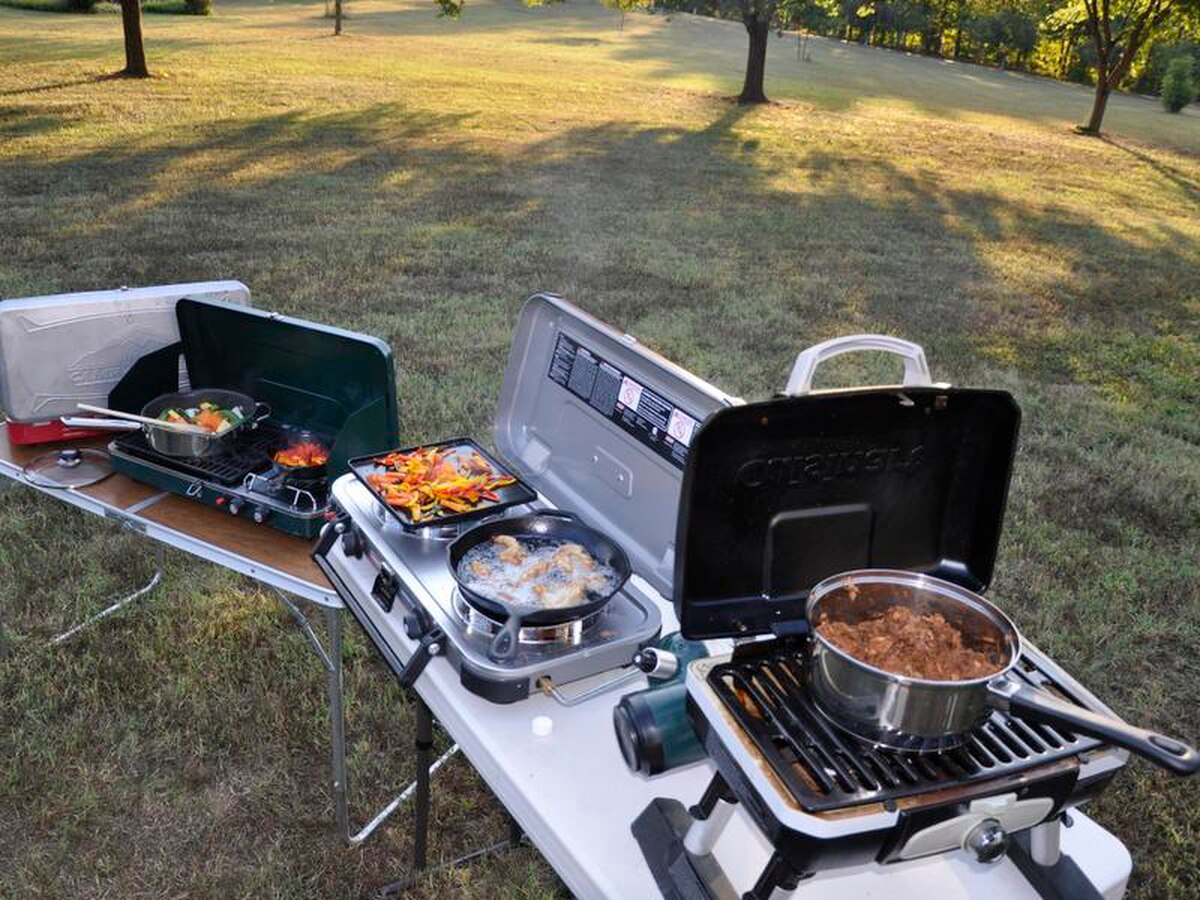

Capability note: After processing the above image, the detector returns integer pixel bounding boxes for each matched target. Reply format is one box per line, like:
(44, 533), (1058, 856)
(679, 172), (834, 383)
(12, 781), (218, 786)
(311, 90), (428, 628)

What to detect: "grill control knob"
(341, 527), (365, 559)
(251, 506), (269, 524)
(964, 819), (1009, 864)
(228, 500), (243, 516)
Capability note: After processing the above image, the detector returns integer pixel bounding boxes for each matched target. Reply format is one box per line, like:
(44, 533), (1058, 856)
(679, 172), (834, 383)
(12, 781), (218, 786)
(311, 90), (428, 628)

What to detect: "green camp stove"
(105, 298), (398, 539)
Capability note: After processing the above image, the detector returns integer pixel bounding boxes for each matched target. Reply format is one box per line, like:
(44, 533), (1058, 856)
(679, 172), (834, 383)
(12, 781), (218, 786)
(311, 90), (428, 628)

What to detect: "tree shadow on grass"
(1100, 134), (1200, 206)
(0, 72), (121, 97)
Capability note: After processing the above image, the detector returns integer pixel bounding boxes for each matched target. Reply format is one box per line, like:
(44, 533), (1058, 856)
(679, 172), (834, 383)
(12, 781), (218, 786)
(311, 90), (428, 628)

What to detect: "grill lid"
(673, 335), (1020, 640)
(493, 294), (736, 598)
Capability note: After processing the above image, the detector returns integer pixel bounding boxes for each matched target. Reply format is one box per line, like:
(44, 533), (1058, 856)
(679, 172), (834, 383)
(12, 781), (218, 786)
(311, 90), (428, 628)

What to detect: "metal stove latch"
(185, 480), (203, 498)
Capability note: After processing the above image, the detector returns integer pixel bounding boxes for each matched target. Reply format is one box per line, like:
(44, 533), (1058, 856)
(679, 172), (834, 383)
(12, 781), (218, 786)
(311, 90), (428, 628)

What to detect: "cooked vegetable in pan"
(274, 441), (329, 468)
(458, 535), (621, 610)
(365, 445), (517, 523)
(157, 401), (246, 434)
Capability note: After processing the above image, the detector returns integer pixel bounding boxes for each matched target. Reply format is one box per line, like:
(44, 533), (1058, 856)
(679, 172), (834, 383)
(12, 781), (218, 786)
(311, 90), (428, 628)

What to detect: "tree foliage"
(1162, 52), (1197, 106)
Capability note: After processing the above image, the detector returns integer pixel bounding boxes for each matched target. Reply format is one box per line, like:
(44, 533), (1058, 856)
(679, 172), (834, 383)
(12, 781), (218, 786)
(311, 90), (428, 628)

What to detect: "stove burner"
(244, 468), (329, 513)
(707, 646), (1104, 813)
(369, 498), (464, 541)
(112, 422), (278, 485)
(451, 589), (598, 647)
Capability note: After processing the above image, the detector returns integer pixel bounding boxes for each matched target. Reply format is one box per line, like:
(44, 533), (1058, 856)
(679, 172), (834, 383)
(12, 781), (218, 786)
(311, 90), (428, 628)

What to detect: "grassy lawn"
(1, 0), (1198, 897)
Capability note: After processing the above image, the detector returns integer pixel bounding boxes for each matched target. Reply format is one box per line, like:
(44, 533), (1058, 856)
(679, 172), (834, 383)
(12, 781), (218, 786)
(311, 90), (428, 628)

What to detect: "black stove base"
(632, 798), (737, 900)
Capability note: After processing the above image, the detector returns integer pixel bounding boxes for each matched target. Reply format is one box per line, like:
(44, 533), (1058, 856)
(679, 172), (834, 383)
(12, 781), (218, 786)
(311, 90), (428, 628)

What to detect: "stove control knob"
(341, 527), (365, 559)
(964, 818), (1008, 864)
(228, 500), (243, 517)
(251, 506), (269, 524)
(403, 612), (425, 640)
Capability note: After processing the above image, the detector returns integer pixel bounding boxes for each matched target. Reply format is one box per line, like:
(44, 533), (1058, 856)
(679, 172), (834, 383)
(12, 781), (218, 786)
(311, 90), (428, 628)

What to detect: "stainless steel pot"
(806, 569), (1200, 775)
(64, 388), (268, 459)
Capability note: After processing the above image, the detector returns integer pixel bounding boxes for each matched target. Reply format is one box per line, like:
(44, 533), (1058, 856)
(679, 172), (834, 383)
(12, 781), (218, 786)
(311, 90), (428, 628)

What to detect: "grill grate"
(111, 422), (283, 485)
(708, 648), (1103, 813)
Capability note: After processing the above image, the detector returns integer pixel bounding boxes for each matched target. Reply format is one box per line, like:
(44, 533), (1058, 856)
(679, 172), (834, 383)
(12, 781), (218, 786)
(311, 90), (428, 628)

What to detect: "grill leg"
(745, 852), (804, 900)
(691, 771), (736, 820)
(413, 696), (434, 871)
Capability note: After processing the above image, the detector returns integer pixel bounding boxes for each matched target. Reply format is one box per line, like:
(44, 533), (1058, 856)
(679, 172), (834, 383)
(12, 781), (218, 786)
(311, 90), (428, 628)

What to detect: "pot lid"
(23, 448), (113, 489)
(673, 335), (1021, 641)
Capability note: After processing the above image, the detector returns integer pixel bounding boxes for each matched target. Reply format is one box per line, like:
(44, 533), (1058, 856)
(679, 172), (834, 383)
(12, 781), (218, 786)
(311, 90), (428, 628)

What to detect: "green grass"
(0, 0), (1198, 897)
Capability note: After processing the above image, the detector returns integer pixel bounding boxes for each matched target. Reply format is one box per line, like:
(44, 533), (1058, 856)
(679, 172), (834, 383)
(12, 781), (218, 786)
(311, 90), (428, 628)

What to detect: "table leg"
(414, 696), (433, 870)
(326, 605), (351, 844)
(288, 600), (457, 848)
(49, 544), (165, 646)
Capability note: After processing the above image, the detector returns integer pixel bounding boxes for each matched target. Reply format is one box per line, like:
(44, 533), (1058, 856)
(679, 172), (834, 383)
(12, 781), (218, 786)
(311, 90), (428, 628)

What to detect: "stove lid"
(108, 298), (399, 475)
(493, 294), (737, 598)
(673, 335), (1020, 640)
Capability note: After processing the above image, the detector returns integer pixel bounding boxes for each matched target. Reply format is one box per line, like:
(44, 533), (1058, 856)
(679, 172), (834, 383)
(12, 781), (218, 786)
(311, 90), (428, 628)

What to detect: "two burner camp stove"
(315, 294), (739, 703)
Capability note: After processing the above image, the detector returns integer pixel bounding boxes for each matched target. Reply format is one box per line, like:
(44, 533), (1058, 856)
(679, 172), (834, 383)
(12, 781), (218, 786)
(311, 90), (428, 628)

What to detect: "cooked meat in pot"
(816, 605), (1007, 681)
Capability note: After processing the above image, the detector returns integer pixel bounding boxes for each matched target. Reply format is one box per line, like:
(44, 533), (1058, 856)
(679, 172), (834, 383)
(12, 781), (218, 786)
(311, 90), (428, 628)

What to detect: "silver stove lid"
(493, 294), (736, 598)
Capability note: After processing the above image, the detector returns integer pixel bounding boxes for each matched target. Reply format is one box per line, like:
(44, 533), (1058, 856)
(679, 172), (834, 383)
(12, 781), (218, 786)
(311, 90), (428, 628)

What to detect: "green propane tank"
(613, 633), (709, 776)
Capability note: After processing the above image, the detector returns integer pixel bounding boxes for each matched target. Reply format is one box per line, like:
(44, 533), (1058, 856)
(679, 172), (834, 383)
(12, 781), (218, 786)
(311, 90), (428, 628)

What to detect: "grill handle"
(988, 678), (1200, 776)
(786, 334), (933, 396)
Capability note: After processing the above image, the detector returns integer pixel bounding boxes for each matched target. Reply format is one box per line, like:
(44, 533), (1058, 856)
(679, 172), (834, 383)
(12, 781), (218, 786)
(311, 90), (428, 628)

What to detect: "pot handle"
(251, 402), (272, 424)
(988, 678), (1200, 776)
(785, 334), (934, 397)
(489, 613), (523, 662)
(60, 416), (141, 431)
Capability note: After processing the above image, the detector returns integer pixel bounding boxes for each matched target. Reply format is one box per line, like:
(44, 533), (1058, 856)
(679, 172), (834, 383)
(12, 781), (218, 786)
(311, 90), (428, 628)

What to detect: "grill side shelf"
(706, 649), (1103, 814)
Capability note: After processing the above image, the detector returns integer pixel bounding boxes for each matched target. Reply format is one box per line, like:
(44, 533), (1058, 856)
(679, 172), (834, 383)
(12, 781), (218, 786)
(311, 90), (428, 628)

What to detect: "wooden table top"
(0, 428), (331, 592)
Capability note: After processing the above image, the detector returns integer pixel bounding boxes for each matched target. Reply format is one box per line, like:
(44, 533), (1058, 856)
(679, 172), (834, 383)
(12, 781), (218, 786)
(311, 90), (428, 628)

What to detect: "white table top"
(364, 567), (1131, 899)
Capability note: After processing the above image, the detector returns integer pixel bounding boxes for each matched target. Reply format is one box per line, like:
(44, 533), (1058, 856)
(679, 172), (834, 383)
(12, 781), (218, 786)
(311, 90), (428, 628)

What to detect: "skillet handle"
(489, 614), (523, 662)
(988, 678), (1200, 776)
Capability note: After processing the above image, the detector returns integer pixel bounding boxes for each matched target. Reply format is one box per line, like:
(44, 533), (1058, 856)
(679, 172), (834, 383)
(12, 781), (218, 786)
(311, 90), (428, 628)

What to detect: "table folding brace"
(50, 542), (165, 646)
(270, 586), (461, 846)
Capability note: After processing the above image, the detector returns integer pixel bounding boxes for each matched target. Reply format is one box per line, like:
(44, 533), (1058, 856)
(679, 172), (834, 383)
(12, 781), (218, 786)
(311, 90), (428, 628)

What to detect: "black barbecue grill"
(631, 335), (1152, 900)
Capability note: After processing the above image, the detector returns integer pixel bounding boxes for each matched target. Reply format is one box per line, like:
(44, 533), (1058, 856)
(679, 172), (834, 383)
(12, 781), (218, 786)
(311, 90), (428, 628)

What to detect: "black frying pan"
(447, 510), (632, 661)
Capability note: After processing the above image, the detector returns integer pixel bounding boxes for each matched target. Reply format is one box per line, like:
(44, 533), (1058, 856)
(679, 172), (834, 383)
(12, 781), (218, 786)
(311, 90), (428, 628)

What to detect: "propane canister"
(613, 633), (708, 776)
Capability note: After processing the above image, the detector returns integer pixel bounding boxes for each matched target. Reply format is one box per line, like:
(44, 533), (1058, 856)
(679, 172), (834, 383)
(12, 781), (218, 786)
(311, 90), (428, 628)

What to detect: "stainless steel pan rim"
(806, 568), (1021, 689)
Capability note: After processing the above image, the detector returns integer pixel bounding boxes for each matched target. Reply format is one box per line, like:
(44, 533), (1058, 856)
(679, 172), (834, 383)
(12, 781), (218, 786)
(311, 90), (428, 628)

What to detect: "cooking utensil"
(69, 389), (269, 459)
(76, 403), (209, 434)
(349, 438), (536, 531)
(805, 569), (1200, 775)
(447, 510), (632, 661)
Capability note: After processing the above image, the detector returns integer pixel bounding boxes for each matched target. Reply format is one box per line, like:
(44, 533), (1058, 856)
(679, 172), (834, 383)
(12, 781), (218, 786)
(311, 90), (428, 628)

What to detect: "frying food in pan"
(816, 605), (1007, 681)
(458, 535), (621, 611)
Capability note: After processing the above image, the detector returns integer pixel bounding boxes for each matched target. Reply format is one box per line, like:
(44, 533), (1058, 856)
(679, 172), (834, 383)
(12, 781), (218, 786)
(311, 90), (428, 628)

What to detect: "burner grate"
(708, 649), (1104, 813)
(111, 422), (282, 485)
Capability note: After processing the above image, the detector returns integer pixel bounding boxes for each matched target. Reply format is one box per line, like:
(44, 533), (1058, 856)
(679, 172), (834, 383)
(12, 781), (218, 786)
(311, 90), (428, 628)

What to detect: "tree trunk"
(1081, 79), (1111, 134)
(738, 18), (770, 104)
(120, 0), (149, 77)
(334, 0), (343, 35)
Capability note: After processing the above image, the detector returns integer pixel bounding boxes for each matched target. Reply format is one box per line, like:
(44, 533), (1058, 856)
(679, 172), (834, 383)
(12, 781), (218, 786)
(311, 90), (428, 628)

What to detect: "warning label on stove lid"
(547, 332), (699, 470)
